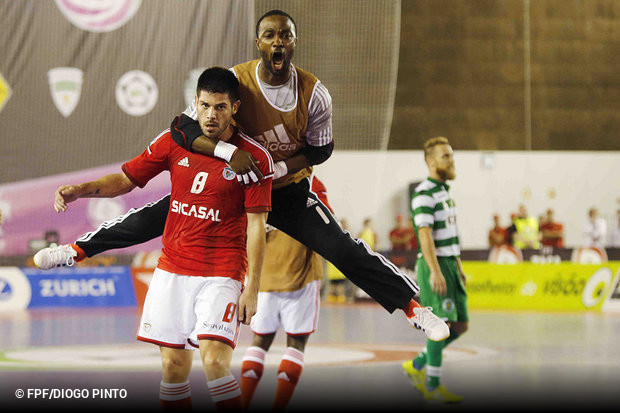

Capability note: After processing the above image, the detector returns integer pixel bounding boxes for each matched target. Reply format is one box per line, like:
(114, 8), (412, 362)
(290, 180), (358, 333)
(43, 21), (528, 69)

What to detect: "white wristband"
(213, 140), (238, 163)
(273, 161), (288, 180)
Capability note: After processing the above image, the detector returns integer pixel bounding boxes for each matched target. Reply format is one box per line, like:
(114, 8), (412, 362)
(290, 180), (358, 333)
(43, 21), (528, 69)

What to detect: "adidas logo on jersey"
(255, 124), (298, 152)
(306, 197), (318, 208)
(177, 157), (189, 167)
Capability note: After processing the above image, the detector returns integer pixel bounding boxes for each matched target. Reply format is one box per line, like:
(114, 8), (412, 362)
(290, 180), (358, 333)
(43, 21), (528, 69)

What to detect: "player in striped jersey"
(402, 137), (469, 403)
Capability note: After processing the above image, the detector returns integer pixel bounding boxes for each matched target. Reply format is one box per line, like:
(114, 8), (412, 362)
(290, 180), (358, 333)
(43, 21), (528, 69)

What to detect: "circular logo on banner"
(0, 268), (32, 311)
(582, 268), (612, 308)
(54, 0), (142, 32)
(116, 70), (158, 116)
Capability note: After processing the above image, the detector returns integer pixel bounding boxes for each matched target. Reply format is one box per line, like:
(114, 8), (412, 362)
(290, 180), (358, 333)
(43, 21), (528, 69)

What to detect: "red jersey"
(122, 128), (274, 281)
(310, 175), (333, 213)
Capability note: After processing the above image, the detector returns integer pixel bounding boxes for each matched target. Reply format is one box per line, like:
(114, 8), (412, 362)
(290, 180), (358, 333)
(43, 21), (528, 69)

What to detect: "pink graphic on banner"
(55, 0), (142, 32)
(0, 163), (170, 256)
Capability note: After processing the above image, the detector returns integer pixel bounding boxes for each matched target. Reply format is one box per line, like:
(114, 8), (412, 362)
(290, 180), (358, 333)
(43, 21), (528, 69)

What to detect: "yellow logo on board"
(0, 72), (12, 113)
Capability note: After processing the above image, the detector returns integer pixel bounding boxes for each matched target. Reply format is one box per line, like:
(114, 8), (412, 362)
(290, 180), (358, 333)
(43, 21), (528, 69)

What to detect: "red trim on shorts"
(197, 334), (236, 349)
(137, 335), (185, 349)
(285, 331), (314, 337)
(187, 339), (199, 349)
(252, 330), (277, 336)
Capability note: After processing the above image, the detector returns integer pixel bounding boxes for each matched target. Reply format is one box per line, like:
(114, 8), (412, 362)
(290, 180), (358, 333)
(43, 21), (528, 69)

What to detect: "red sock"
(70, 244), (87, 261)
(240, 346), (266, 409)
(159, 381), (192, 411)
(208, 375), (242, 411)
(402, 298), (422, 318)
(273, 348), (304, 410)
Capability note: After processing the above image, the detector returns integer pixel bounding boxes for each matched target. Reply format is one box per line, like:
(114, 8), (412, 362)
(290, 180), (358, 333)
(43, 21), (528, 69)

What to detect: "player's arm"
(456, 256), (467, 287)
(170, 113), (263, 183)
(54, 173), (136, 213)
(273, 81), (335, 180)
(238, 211), (268, 325)
(418, 226), (447, 296)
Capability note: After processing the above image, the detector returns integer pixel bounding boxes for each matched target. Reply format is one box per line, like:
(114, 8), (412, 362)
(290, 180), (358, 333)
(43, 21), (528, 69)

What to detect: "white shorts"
(137, 268), (242, 350)
(250, 280), (320, 336)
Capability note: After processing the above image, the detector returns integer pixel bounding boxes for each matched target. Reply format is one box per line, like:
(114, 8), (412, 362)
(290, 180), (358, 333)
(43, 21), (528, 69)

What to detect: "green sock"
(426, 338), (444, 390)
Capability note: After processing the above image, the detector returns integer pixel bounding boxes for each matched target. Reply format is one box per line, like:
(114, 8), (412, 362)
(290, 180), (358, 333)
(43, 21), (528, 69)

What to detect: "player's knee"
(201, 352), (229, 376)
(160, 355), (191, 381)
(452, 321), (468, 336)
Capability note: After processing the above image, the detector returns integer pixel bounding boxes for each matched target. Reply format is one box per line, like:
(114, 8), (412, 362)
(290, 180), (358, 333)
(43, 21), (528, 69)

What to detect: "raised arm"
(237, 211), (268, 324)
(54, 173), (136, 213)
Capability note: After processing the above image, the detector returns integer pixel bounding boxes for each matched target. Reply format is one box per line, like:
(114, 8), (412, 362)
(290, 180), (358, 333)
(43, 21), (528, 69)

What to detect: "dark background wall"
(389, 0), (620, 150)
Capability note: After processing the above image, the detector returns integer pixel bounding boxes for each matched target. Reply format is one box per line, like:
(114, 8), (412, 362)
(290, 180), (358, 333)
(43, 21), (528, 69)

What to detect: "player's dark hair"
(256, 9), (297, 38)
(196, 67), (240, 103)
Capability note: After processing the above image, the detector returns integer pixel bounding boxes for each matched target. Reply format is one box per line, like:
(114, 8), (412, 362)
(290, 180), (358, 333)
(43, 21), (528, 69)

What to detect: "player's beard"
(202, 119), (231, 141)
(437, 165), (456, 181)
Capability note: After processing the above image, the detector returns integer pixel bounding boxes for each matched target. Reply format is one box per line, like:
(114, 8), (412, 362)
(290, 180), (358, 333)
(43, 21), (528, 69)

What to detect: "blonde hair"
(423, 136), (450, 161)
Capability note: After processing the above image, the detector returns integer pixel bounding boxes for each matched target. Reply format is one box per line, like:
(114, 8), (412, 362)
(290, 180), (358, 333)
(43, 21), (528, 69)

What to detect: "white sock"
(159, 380), (191, 401)
(207, 374), (241, 403)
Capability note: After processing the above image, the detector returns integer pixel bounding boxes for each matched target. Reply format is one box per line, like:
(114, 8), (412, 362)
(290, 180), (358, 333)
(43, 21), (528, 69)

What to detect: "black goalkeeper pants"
(76, 179), (418, 312)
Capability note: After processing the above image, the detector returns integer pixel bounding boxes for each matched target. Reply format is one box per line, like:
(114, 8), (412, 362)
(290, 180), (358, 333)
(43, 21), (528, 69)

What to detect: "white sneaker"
(33, 244), (77, 270)
(408, 306), (450, 342)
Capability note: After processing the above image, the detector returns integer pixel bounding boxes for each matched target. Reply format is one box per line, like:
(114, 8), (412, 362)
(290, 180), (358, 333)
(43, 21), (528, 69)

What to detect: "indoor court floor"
(1, 303), (619, 412)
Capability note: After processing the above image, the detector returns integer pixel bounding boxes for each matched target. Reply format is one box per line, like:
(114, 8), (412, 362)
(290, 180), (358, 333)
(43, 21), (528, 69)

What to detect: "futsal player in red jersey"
(47, 67), (274, 410)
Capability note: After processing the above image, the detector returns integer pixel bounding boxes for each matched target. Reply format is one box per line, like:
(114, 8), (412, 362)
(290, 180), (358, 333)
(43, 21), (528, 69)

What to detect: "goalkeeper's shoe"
(407, 306), (450, 342)
(424, 385), (463, 403)
(34, 244), (78, 270)
(401, 360), (427, 396)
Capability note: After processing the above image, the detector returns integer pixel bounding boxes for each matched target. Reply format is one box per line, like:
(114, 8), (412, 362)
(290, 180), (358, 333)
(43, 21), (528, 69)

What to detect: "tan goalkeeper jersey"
(260, 228), (324, 292)
(232, 60), (318, 189)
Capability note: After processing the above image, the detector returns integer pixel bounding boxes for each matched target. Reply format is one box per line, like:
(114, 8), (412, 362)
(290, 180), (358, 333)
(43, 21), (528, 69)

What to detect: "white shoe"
(408, 306), (450, 342)
(34, 244), (77, 270)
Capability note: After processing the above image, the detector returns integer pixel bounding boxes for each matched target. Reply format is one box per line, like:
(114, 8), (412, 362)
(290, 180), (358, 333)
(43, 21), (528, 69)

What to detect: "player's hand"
(229, 149), (263, 185)
(54, 185), (81, 213)
(460, 272), (467, 287)
(430, 270), (447, 296)
(237, 289), (258, 325)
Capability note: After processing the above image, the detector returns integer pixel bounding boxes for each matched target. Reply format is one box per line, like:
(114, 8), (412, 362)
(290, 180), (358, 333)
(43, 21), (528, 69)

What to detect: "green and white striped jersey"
(411, 177), (460, 257)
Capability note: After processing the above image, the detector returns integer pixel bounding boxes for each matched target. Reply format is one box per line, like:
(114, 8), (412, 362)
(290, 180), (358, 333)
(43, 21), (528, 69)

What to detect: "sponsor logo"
(0, 268), (32, 311)
(306, 197), (318, 208)
(177, 157), (189, 167)
(170, 199), (221, 222)
(115, 70), (158, 116)
(184, 68), (205, 107)
(254, 124), (298, 152)
(39, 278), (117, 298)
(0, 72), (12, 113)
(222, 167), (235, 180)
(48, 67), (83, 117)
(201, 322), (235, 337)
(0, 277), (12, 301)
(582, 268), (612, 308)
(54, 0), (142, 32)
